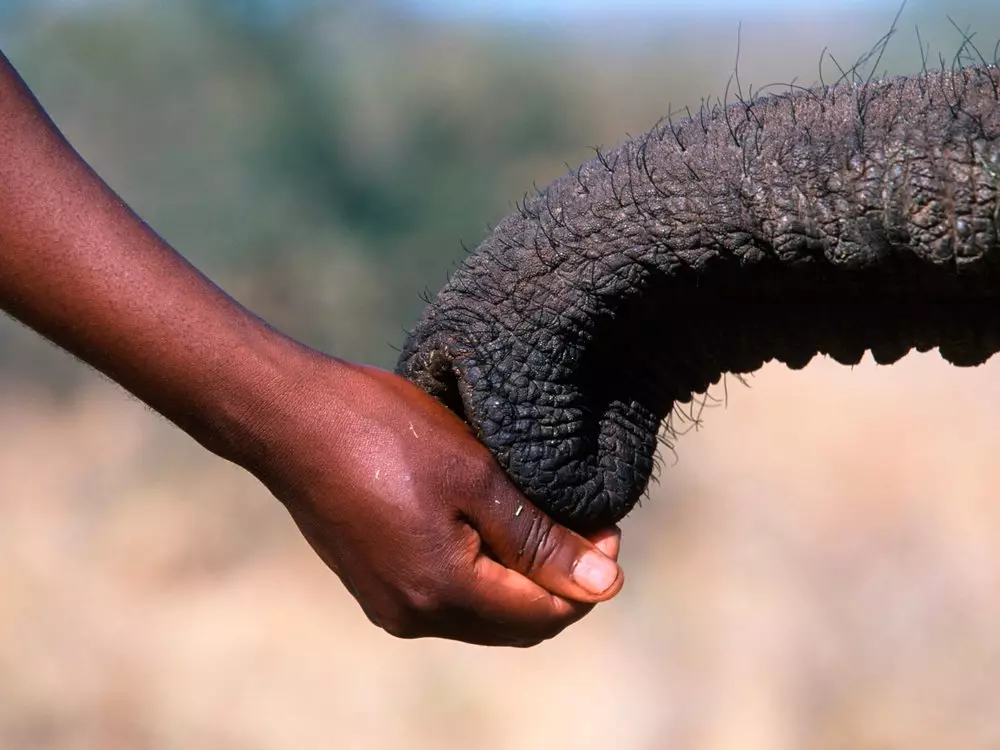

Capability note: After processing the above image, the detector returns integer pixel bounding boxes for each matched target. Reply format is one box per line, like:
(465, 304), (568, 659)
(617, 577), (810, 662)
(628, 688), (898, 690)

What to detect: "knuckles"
(371, 573), (459, 640)
(369, 569), (570, 646)
(506, 508), (561, 576)
(377, 613), (427, 640)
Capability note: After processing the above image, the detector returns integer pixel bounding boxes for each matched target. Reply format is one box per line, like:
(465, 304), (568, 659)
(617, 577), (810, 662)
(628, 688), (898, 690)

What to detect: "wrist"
(183, 325), (332, 474)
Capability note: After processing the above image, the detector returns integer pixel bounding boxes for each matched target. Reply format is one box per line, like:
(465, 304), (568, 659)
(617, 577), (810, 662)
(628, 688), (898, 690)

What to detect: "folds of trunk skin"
(397, 64), (1000, 534)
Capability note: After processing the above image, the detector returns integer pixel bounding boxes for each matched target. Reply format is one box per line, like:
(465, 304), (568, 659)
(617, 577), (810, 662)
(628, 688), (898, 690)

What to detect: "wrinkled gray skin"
(398, 63), (1000, 534)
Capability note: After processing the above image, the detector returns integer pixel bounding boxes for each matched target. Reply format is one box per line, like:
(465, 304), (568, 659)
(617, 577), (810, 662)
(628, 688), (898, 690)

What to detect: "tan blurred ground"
(3, 351), (1000, 750)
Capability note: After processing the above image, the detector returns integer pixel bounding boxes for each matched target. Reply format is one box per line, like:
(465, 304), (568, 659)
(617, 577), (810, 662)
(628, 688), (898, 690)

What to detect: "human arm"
(0, 51), (623, 646)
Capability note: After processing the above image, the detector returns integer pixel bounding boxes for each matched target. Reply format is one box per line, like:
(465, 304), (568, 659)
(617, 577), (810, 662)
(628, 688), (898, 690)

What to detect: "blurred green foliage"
(0, 0), (996, 386)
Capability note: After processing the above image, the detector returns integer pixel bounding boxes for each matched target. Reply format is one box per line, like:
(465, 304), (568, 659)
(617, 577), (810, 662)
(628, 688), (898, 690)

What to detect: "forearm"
(0, 51), (312, 464)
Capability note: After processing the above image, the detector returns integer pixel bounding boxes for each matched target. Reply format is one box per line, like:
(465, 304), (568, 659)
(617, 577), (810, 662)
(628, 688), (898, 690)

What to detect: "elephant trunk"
(397, 64), (1000, 533)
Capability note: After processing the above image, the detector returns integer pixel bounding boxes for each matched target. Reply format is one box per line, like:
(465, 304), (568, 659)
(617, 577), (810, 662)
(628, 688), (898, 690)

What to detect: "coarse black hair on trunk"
(398, 8), (1000, 533)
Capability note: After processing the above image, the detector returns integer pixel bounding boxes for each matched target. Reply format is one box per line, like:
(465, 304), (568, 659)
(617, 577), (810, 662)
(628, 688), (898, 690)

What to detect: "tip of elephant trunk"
(398, 328), (662, 533)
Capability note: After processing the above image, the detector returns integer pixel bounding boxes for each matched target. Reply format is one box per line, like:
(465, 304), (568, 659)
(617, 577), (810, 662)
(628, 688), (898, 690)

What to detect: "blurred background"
(1, 0), (999, 748)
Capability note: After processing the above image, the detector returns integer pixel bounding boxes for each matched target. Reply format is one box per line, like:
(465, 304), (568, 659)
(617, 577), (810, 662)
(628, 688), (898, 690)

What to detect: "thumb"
(465, 480), (624, 604)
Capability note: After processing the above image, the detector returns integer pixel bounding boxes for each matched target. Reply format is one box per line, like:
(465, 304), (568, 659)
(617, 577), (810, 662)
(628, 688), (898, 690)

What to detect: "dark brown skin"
(0, 51), (623, 647)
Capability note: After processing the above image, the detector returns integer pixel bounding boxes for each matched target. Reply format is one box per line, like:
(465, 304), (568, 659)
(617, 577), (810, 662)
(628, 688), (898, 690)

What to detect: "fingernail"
(573, 552), (619, 595)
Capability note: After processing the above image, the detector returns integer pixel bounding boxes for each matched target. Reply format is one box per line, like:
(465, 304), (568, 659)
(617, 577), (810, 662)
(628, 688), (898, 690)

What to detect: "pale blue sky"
(408, 0), (882, 21)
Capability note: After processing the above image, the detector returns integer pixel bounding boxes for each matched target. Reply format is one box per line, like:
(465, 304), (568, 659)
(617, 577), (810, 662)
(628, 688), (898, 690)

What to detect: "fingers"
(464, 479), (624, 605)
(430, 555), (592, 646)
(431, 525), (623, 647)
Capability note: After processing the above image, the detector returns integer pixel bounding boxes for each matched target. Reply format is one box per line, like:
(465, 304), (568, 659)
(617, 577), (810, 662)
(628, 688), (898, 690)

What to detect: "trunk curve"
(397, 64), (1000, 533)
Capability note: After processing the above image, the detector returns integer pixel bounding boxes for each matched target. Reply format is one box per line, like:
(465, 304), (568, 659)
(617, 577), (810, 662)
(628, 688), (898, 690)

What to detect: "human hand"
(0, 49), (620, 648)
(242, 353), (624, 647)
